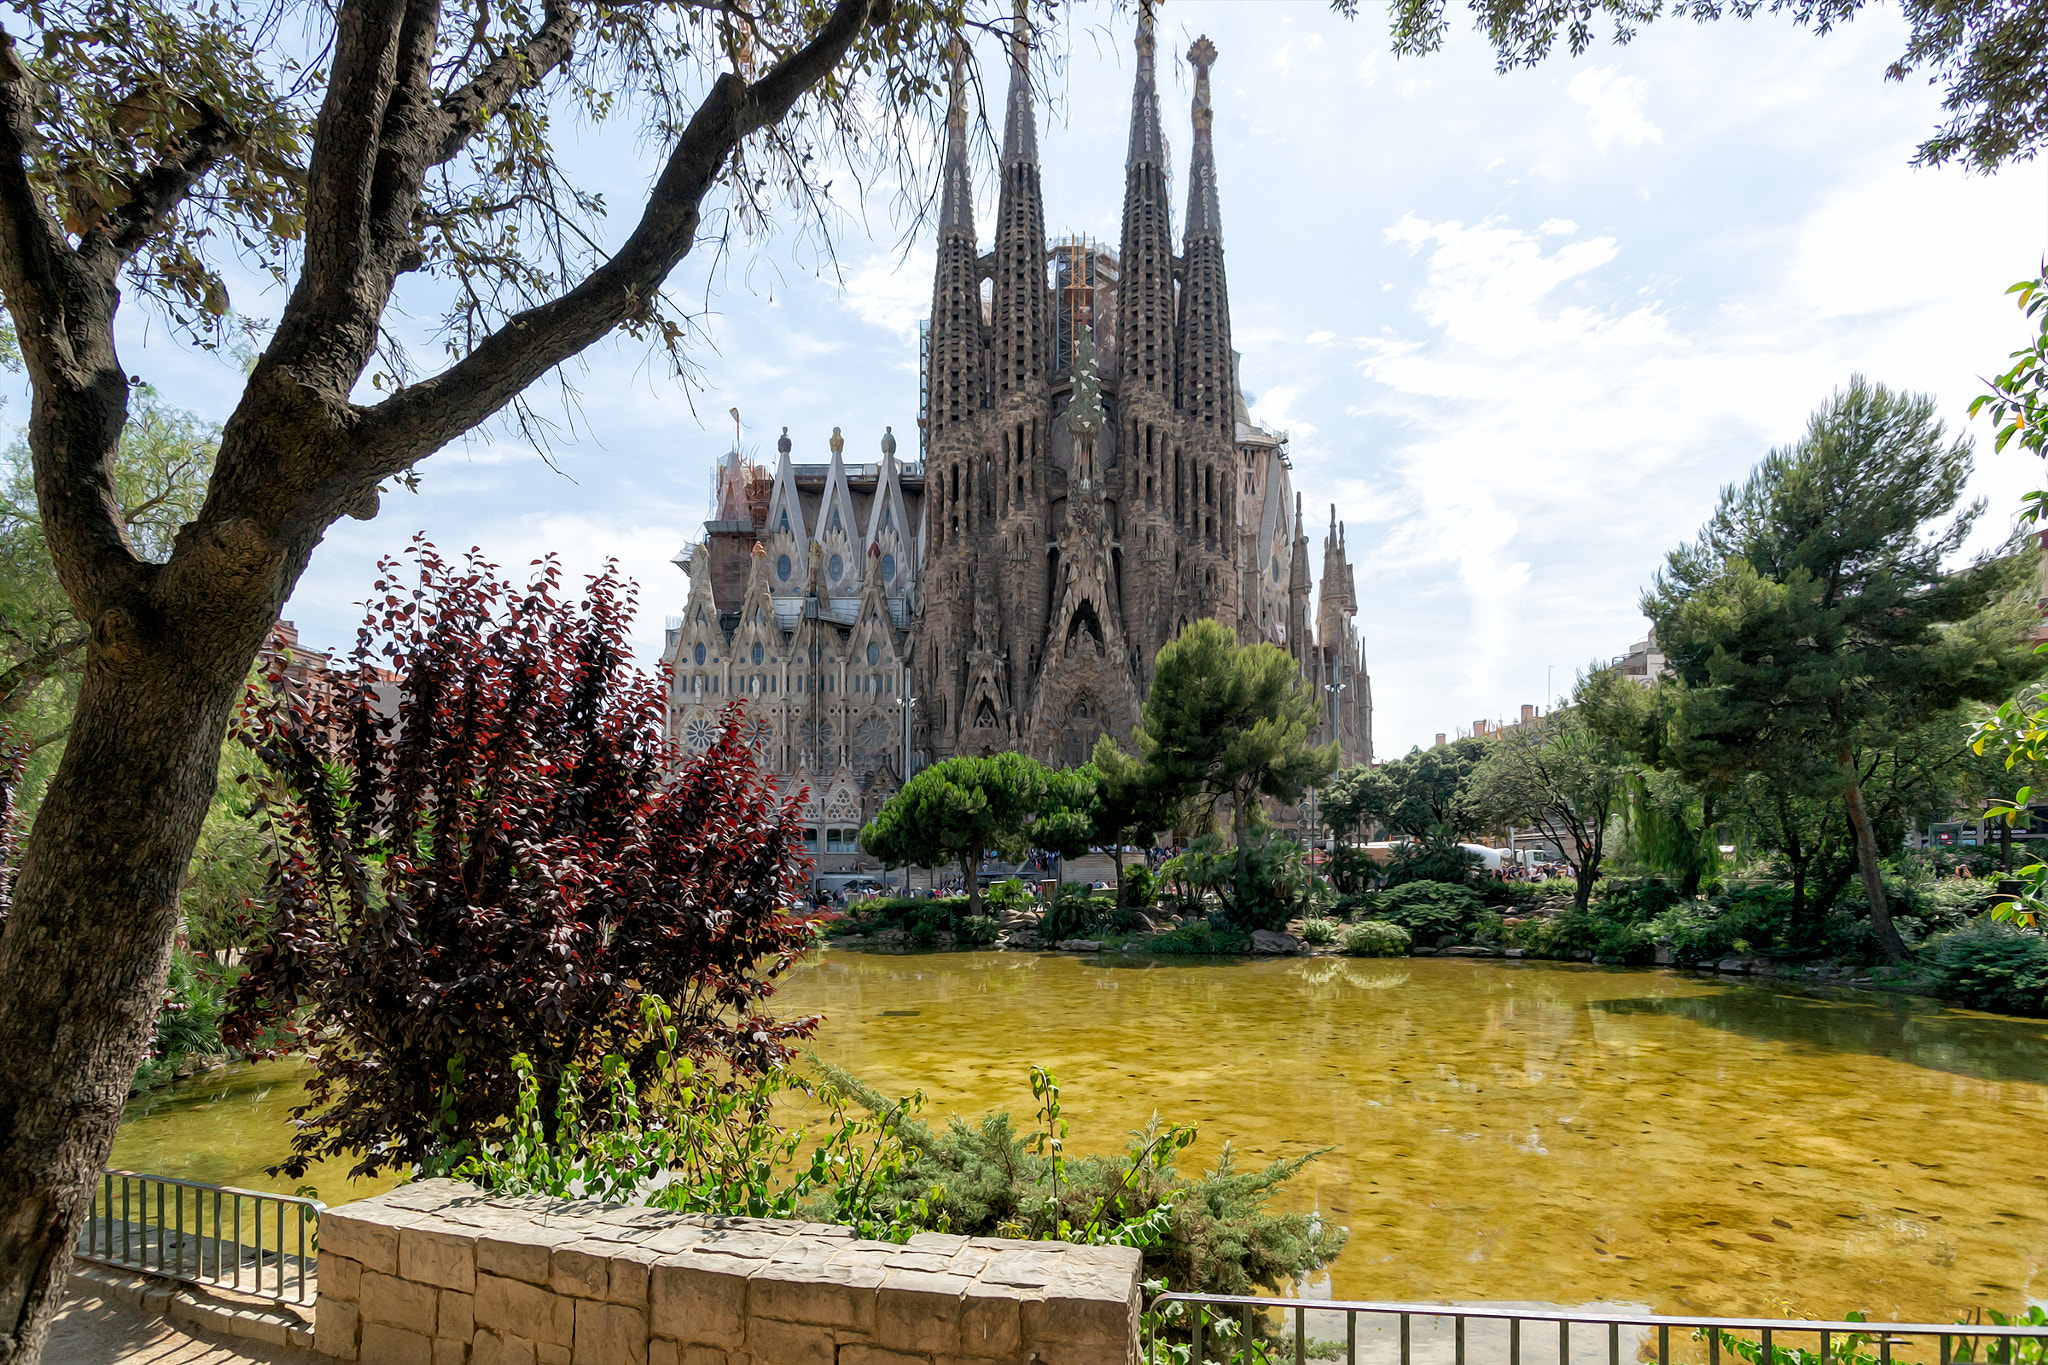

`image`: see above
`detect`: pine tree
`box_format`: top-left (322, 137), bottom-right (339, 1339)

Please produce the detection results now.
top-left (1647, 377), bottom-right (2044, 961)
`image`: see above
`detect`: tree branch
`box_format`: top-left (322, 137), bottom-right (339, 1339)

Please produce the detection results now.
top-left (351, 0), bottom-right (875, 473)
top-left (428, 0), bottom-right (580, 168)
top-left (75, 102), bottom-right (240, 279)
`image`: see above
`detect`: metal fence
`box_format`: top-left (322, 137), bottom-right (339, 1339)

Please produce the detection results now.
top-left (1146, 1294), bottom-right (2048, 1365)
top-left (75, 1169), bottom-right (323, 1305)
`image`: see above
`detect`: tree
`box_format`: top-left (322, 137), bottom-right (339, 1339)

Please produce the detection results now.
top-left (1357, 0), bottom-right (2048, 170)
top-left (1466, 692), bottom-right (1632, 911)
top-left (1336, 738), bottom-right (1489, 841)
top-left (1576, 668), bottom-right (1725, 898)
top-left (1089, 735), bottom-right (1183, 906)
top-left (860, 753), bottom-right (1053, 920)
top-left (1136, 619), bottom-right (1336, 915)
top-left (0, 388), bottom-right (216, 765)
top-left (1646, 376), bottom-right (2045, 961)
top-left (0, 0), bottom-right (1033, 1349)
top-left (224, 543), bottom-right (816, 1177)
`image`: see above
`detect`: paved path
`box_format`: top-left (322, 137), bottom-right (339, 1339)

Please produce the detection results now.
top-left (48, 1283), bottom-right (324, 1365)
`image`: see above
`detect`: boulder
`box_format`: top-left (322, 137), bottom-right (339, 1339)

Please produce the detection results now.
top-left (1716, 957), bottom-right (1749, 974)
top-left (1411, 946), bottom-right (1439, 956)
top-left (1441, 945), bottom-right (1496, 957)
top-left (1056, 938), bottom-right (1104, 952)
top-left (1249, 930), bottom-right (1301, 954)
top-left (1004, 930), bottom-right (1042, 950)
top-left (1654, 944), bottom-right (1675, 966)
top-left (1504, 948), bottom-right (1527, 959)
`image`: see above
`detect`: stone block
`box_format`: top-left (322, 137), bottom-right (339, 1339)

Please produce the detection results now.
top-left (471, 1330), bottom-right (536, 1365)
top-left (552, 1246), bottom-right (609, 1300)
top-left (679, 1348), bottom-right (725, 1365)
top-left (435, 1339), bottom-right (471, 1365)
top-left (1028, 1341), bottom-right (1130, 1365)
top-left (479, 1227), bottom-right (582, 1285)
top-left (975, 1251), bottom-right (1060, 1290)
top-left (321, 1253), bottom-right (366, 1303)
top-left (748, 1258), bottom-right (883, 1331)
top-left (744, 1318), bottom-right (834, 1365)
top-left (1020, 1294), bottom-right (1130, 1349)
top-left (362, 1271), bottom-right (441, 1337)
top-left (606, 1250), bottom-right (655, 1308)
top-left (648, 1262), bottom-right (745, 1349)
top-left (403, 1226), bottom-right (478, 1293)
top-left (317, 1300), bottom-right (362, 1361)
top-left (440, 1291), bottom-right (476, 1342)
top-left (538, 1344), bottom-right (572, 1365)
top-left (960, 1292), bottom-right (1022, 1357)
top-left (875, 1269), bottom-right (967, 1354)
top-left (648, 1343), bottom-right (681, 1365)
top-left (360, 1322), bottom-right (436, 1365)
top-left (840, 1346), bottom-right (931, 1365)
top-left (323, 1213), bottom-right (400, 1276)
top-left (573, 1299), bottom-right (648, 1365)
top-left (476, 1274), bottom-right (573, 1346)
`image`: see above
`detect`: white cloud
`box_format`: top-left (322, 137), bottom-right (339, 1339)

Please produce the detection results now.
top-left (1568, 66), bottom-right (1663, 148)
top-left (840, 247), bottom-right (935, 340)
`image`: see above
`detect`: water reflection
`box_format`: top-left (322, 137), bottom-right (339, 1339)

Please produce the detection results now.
top-left (1590, 986), bottom-right (2048, 1086)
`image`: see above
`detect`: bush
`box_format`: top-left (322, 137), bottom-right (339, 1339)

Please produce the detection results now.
top-left (1373, 881), bottom-right (1485, 940)
top-left (1334, 892), bottom-right (1380, 922)
top-left (1382, 838), bottom-right (1482, 889)
top-left (1594, 877), bottom-right (1685, 924)
top-left (1925, 920), bottom-right (2048, 1016)
top-left (958, 915), bottom-right (1000, 945)
top-left (1119, 864), bottom-right (1158, 909)
top-left (134, 945), bottom-right (235, 1091)
top-left (1298, 917), bottom-right (1340, 946)
top-left (1140, 920), bottom-right (1252, 955)
top-left (1041, 884), bottom-right (1111, 941)
top-left (1544, 912), bottom-right (1656, 964)
top-left (1339, 920), bottom-right (1411, 957)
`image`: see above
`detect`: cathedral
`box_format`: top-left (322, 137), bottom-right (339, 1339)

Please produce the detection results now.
top-left (663, 5), bottom-right (1372, 866)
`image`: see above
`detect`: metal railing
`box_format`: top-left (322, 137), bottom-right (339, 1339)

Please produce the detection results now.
top-left (1147, 1294), bottom-right (2048, 1365)
top-left (75, 1170), bottom-right (323, 1305)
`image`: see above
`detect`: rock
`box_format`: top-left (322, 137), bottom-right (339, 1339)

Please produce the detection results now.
top-left (1504, 948), bottom-right (1526, 959)
top-left (1441, 945), bottom-right (1495, 957)
top-left (1654, 944), bottom-right (1675, 966)
top-left (1572, 951), bottom-right (1593, 961)
top-left (1003, 930), bottom-right (1042, 950)
top-left (1716, 957), bottom-right (1749, 974)
top-left (1056, 938), bottom-right (1103, 952)
top-left (875, 929), bottom-right (911, 945)
top-left (1411, 946), bottom-right (1439, 956)
top-left (1249, 930), bottom-right (1301, 954)
top-left (1130, 912), bottom-right (1159, 933)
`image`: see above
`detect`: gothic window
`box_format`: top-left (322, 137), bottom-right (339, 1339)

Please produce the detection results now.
top-left (883, 506), bottom-right (894, 531)
top-left (867, 642), bottom-right (881, 665)
top-left (830, 507), bottom-right (842, 533)
top-left (882, 553), bottom-right (897, 583)
top-left (683, 717), bottom-right (717, 752)
top-left (694, 643), bottom-right (706, 665)
top-left (752, 643), bottom-right (764, 665)
top-left (777, 554), bottom-right (792, 581)
top-left (830, 553), bottom-right (844, 582)
top-left (778, 509), bottom-right (790, 532)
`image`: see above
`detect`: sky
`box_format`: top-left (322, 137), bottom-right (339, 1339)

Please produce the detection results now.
top-left (47, 0), bottom-right (2048, 759)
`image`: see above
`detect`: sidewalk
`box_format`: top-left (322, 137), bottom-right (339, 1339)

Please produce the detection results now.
top-left (49, 1280), bottom-right (324, 1365)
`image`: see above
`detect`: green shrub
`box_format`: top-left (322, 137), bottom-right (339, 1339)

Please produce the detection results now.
top-left (1373, 881), bottom-right (1484, 940)
top-left (1646, 900), bottom-right (1734, 963)
top-left (1334, 893), bottom-right (1380, 922)
top-left (1039, 884), bottom-right (1102, 941)
top-left (1546, 912), bottom-right (1656, 964)
top-left (986, 878), bottom-right (1035, 917)
top-left (1925, 920), bottom-right (2048, 1016)
top-left (1298, 917), bottom-right (1340, 946)
top-left (1481, 879), bottom-right (1542, 910)
top-left (133, 945), bottom-right (234, 1091)
top-left (1594, 877), bottom-right (1685, 924)
top-left (1382, 837), bottom-right (1482, 889)
top-left (1140, 920), bottom-right (1252, 955)
top-left (958, 915), bottom-right (1000, 945)
top-left (1119, 864), bottom-right (1158, 909)
top-left (1339, 920), bottom-right (1411, 957)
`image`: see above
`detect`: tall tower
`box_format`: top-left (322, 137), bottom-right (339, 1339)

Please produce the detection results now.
top-left (989, 0), bottom-right (1051, 679)
top-left (1178, 35), bottom-right (1238, 628)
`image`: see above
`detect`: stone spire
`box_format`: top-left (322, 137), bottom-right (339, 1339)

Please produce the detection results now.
top-left (1319, 504), bottom-right (1357, 648)
top-left (1116, 0), bottom-right (1176, 404)
top-left (1288, 492), bottom-right (1314, 663)
top-left (993, 0), bottom-right (1049, 398)
top-left (939, 38), bottom-right (973, 235)
top-left (927, 36), bottom-right (985, 441)
top-left (1177, 34), bottom-right (1233, 442)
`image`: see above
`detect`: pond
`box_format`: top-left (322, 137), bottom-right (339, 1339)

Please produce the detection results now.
top-left (112, 951), bottom-right (2048, 1323)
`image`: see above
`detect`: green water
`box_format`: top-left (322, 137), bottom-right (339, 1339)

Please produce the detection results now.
top-left (112, 951), bottom-right (2048, 1321)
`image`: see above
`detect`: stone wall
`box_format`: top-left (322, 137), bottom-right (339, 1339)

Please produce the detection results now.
top-left (313, 1179), bottom-right (1143, 1365)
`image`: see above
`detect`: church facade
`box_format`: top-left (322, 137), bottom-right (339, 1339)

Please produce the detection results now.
top-left (663, 7), bottom-right (1371, 865)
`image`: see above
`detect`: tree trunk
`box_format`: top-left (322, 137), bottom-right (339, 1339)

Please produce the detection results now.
top-left (1109, 844), bottom-right (1126, 908)
top-left (960, 853), bottom-right (981, 920)
top-left (0, 623), bottom-right (257, 1363)
top-left (1841, 765), bottom-right (1907, 963)
top-left (1231, 788), bottom-right (1249, 920)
